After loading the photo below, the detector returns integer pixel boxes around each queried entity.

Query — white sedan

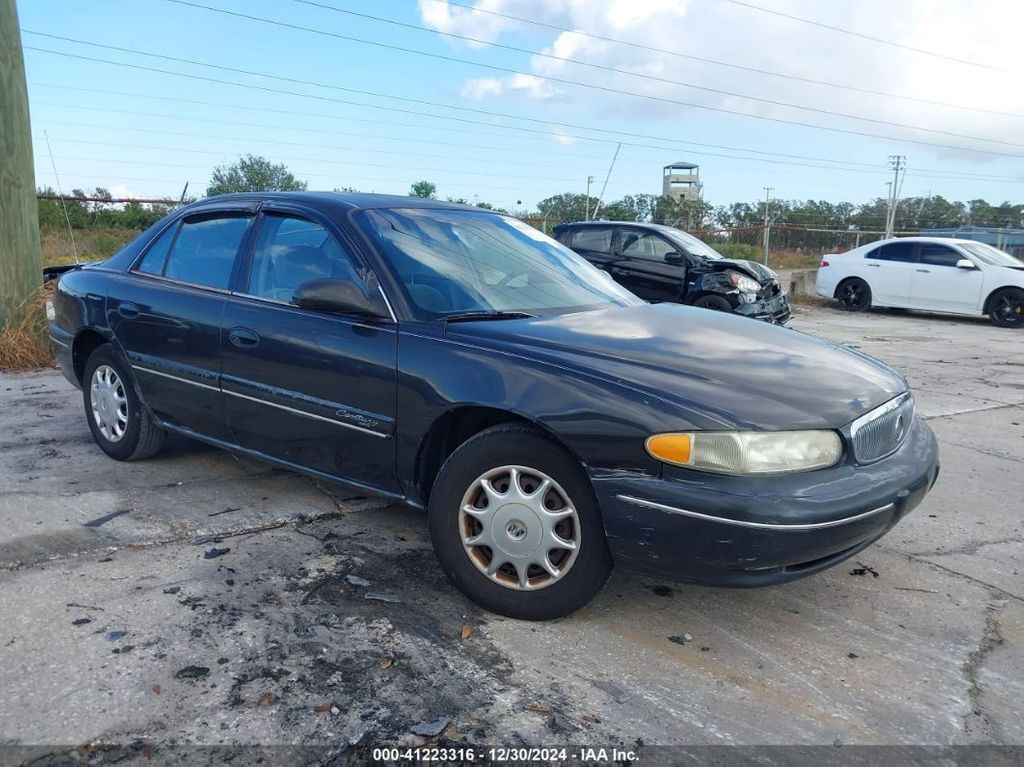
[816,237,1024,328]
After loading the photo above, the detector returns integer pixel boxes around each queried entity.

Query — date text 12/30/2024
[371,747,639,762]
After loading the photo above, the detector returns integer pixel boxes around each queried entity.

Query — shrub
[714,243,760,261]
[0,287,54,372]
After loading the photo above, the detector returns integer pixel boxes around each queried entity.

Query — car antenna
[43,130,79,265]
[590,143,621,221]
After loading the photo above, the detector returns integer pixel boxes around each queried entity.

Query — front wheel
[988,287,1024,328]
[428,424,612,620]
[693,294,733,312]
[82,345,166,461]
[836,277,872,312]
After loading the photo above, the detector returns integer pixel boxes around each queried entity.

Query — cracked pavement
[0,305,1021,752]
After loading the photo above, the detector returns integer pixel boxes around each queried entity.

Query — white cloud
[420,0,1024,161]
[461,72,562,100]
[552,130,576,146]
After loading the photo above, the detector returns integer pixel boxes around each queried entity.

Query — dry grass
[0,287,56,372]
[768,249,826,270]
[41,226,138,267]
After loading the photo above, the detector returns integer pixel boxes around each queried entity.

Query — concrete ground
[0,305,1021,756]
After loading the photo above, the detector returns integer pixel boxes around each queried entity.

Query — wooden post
[0,0,41,327]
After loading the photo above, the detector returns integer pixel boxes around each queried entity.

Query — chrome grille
[850,392,915,464]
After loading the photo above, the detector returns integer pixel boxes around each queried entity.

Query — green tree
[410,180,437,199]
[206,154,307,197]
[536,192,599,224]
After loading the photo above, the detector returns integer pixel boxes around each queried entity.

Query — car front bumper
[590,416,939,586]
[734,293,791,324]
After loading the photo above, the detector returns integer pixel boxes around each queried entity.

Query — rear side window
[867,242,917,262]
[163,215,252,289]
[919,244,963,267]
[570,227,613,253]
[135,224,178,275]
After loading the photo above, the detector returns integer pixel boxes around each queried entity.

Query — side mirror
[292,278,389,319]
[664,251,684,265]
[955,258,977,270]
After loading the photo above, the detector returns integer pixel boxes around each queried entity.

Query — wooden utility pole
[0,0,41,327]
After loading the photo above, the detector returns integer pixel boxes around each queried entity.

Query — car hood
[709,258,777,283]
[448,303,907,430]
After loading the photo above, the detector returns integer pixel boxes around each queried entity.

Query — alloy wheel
[90,364,129,442]
[994,293,1023,325]
[840,282,867,310]
[459,465,580,591]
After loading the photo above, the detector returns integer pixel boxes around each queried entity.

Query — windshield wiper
[443,310,536,323]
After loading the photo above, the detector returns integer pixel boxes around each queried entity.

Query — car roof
[555,220,683,234]
[861,236,984,247]
[182,191,491,215]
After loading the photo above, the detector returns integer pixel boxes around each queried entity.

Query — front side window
[162,215,252,289]
[868,242,917,263]
[666,229,723,260]
[357,208,642,318]
[248,214,361,302]
[569,227,613,254]
[621,231,679,262]
[918,244,964,268]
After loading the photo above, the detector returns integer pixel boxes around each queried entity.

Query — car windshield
[666,229,724,260]
[958,241,1024,268]
[358,208,644,318]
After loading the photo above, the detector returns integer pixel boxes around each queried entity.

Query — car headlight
[646,431,843,475]
[727,271,761,293]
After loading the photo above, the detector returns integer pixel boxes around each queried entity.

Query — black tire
[836,277,872,312]
[988,287,1024,328]
[82,345,166,461]
[427,423,613,620]
[693,294,733,312]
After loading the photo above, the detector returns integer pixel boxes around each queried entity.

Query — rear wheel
[427,424,612,620]
[836,277,872,312]
[83,346,166,461]
[693,294,733,312]
[988,288,1024,328]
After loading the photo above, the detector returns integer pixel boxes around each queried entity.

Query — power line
[32,83,1024,184]
[720,0,1000,70]
[21,37,1024,162]
[29,155,536,195]
[34,110,1022,187]
[26,82,896,171]
[35,147,661,186]
[319,0,1024,120]
[32,105,904,180]
[154,1,1023,149]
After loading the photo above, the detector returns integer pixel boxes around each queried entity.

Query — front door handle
[866,263,881,268]
[228,327,260,348]
[915,269,931,273]
[117,301,140,318]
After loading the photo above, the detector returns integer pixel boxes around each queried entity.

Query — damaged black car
[554,221,790,323]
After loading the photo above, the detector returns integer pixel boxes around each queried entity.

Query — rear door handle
[915,269,931,273]
[228,327,260,348]
[117,301,140,318]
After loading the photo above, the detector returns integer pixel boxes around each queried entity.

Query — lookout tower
[662,161,700,203]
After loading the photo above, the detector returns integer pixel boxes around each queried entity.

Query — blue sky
[19,0,1024,212]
